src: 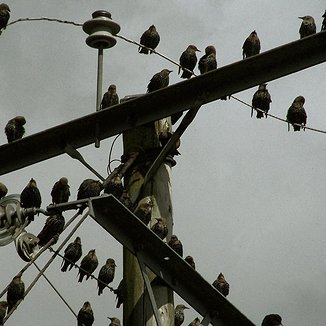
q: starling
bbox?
[168,235,183,257]
[0,182,8,199]
[188,317,201,326]
[113,279,124,308]
[261,314,283,326]
[20,178,42,210]
[198,45,217,74]
[251,84,272,118]
[37,213,65,247]
[184,255,196,270]
[151,217,168,239]
[179,45,200,79]
[299,15,316,38]
[6,274,24,314]
[147,69,173,93]
[322,10,326,31]
[78,249,99,282]
[77,179,103,200]
[97,258,116,296]
[103,175,123,199]
[174,304,189,326]
[77,301,94,326]
[133,196,153,225]
[100,84,119,109]
[51,177,70,204]
[212,273,229,297]
[0,301,8,325]
[242,31,260,59]
[108,317,121,326]
[286,95,307,131]
[138,25,160,54]
[0,3,10,33]
[5,116,26,143]
[61,236,82,272]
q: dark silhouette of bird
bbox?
[212,273,229,297]
[61,236,82,272]
[188,317,201,326]
[179,45,200,79]
[168,235,183,257]
[37,213,65,247]
[198,45,217,74]
[138,25,160,54]
[51,177,70,204]
[184,255,196,269]
[251,84,272,118]
[242,31,260,59]
[159,130,181,156]
[0,3,10,33]
[113,279,124,308]
[20,178,42,215]
[151,217,168,239]
[78,249,98,282]
[103,175,123,199]
[108,317,121,326]
[147,69,172,93]
[261,314,283,326]
[77,301,94,326]
[97,258,116,295]
[5,116,26,143]
[77,179,103,200]
[322,10,326,31]
[299,15,316,38]
[174,304,189,326]
[286,95,307,131]
[100,84,119,109]
[0,182,8,199]
[134,196,153,225]
[0,301,8,325]
[6,274,24,314]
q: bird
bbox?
[0,182,8,199]
[77,301,94,326]
[108,317,121,326]
[0,3,10,33]
[198,45,217,74]
[97,258,116,295]
[188,317,201,326]
[6,274,25,314]
[77,179,103,200]
[147,69,173,93]
[179,45,200,79]
[299,15,316,38]
[100,84,119,109]
[50,177,70,204]
[184,255,196,270]
[242,31,260,59]
[174,304,189,326]
[61,236,82,272]
[212,273,229,297]
[103,175,124,199]
[5,116,26,143]
[0,301,8,325]
[251,84,272,118]
[261,314,283,326]
[322,10,326,31]
[20,178,42,215]
[113,279,124,308]
[286,95,307,131]
[168,235,183,257]
[138,25,160,54]
[133,196,153,225]
[36,213,65,247]
[78,249,99,282]
[151,217,168,239]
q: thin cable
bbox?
[8,17,82,27]
[107,133,121,174]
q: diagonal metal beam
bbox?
[1,31,326,175]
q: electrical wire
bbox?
[107,133,121,174]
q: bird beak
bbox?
[196,49,201,52]
[168,70,173,74]
[298,16,304,19]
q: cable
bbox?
[107,133,121,174]
[8,17,82,27]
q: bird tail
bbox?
[78,274,84,283]
[181,70,192,79]
[61,262,68,272]
[293,124,301,131]
[98,288,103,296]
[139,47,149,54]
[256,111,264,119]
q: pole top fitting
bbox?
[83,10,121,49]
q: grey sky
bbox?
[1,1,326,325]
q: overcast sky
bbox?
[1,1,326,325]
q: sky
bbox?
[0,1,326,325]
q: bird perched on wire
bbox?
[6,273,25,314]
[261,314,283,326]
[78,249,99,282]
[147,69,173,93]
[138,25,160,54]
[108,317,121,326]
[0,3,10,34]
[251,84,272,118]
[322,10,326,31]
[168,235,183,257]
[0,182,8,199]
[133,196,153,225]
[298,15,316,38]
[100,84,119,109]
[103,175,124,199]
[242,31,260,59]
[50,177,70,204]
[212,273,229,297]
[61,236,82,272]
[286,95,307,131]
[151,217,168,239]
[97,258,116,296]
[188,317,201,326]
[113,279,124,308]
[179,45,200,79]
[0,301,8,325]
[77,301,94,326]
[36,213,65,247]
[20,178,42,220]
[174,304,189,326]
[77,179,103,200]
[185,255,196,269]
[198,45,217,74]
[5,116,26,143]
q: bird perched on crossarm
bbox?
[212,272,229,297]
[133,196,153,225]
[0,3,10,34]
[78,249,99,282]
[77,301,94,326]
[179,45,200,79]
[6,273,25,314]
[188,317,201,326]
[251,84,272,118]
[108,317,121,326]
[51,177,70,204]
[100,84,119,109]
[198,45,217,74]
[147,69,172,93]
[151,217,168,239]
[77,179,103,200]
[261,314,283,326]
[298,15,316,38]
[20,178,42,218]
[61,236,82,272]
[5,116,26,143]
[138,25,160,54]
[286,95,307,131]
[0,182,8,199]
[184,255,196,270]
[168,235,183,257]
[97,258,116,295]
[242,31,260,59]
[174,304,189,326]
